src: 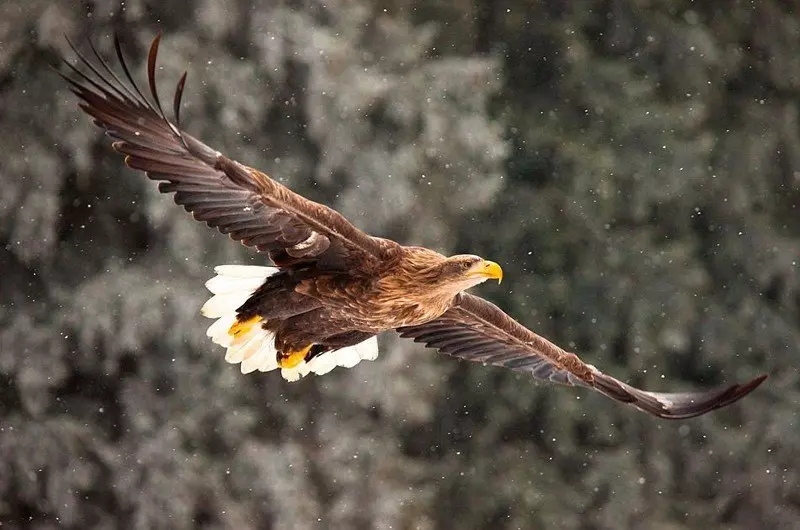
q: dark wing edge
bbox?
[398,293,767,420]
[57,34,388,268]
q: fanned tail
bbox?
[203,265,380,381]
[203,265,280,374]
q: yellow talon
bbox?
[278,344,312,368]
[228,315,263,337]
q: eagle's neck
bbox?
[373,248,466,325]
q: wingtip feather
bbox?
[592,372,768,420]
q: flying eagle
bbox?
[58,35,766,419]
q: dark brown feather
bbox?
[59,35,396,273]
[398,294,767,419]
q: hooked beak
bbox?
[468,260,504,284]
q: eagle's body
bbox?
[237,244,469,353]
[58,34,767,418]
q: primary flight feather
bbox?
[59,34,766,419]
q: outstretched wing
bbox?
[398,293,767,419]
[58,35,394,272]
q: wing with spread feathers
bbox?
[399,293,767,419]
[58,35,394,272]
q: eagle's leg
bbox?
[278,344,312,368]
[228,314,263,338]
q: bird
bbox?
[57,34,767,419]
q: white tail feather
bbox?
[205,275,266,295]
[206,313,238,348]
[203,265,380,380]
[214,265,279,278]
[257,349,280,372]
[241,338,278,374]
[201,292,253,318]
[202,266,279,318]
[225,331,263,364]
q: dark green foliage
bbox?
[0,0,793,528]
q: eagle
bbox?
[58,34,766,419]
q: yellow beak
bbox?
[470,260,503,284]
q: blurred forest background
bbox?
[0,0,797,529]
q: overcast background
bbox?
[0,1,797,529]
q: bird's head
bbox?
[432,254,504,291]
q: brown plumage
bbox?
[58,34,767,419]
